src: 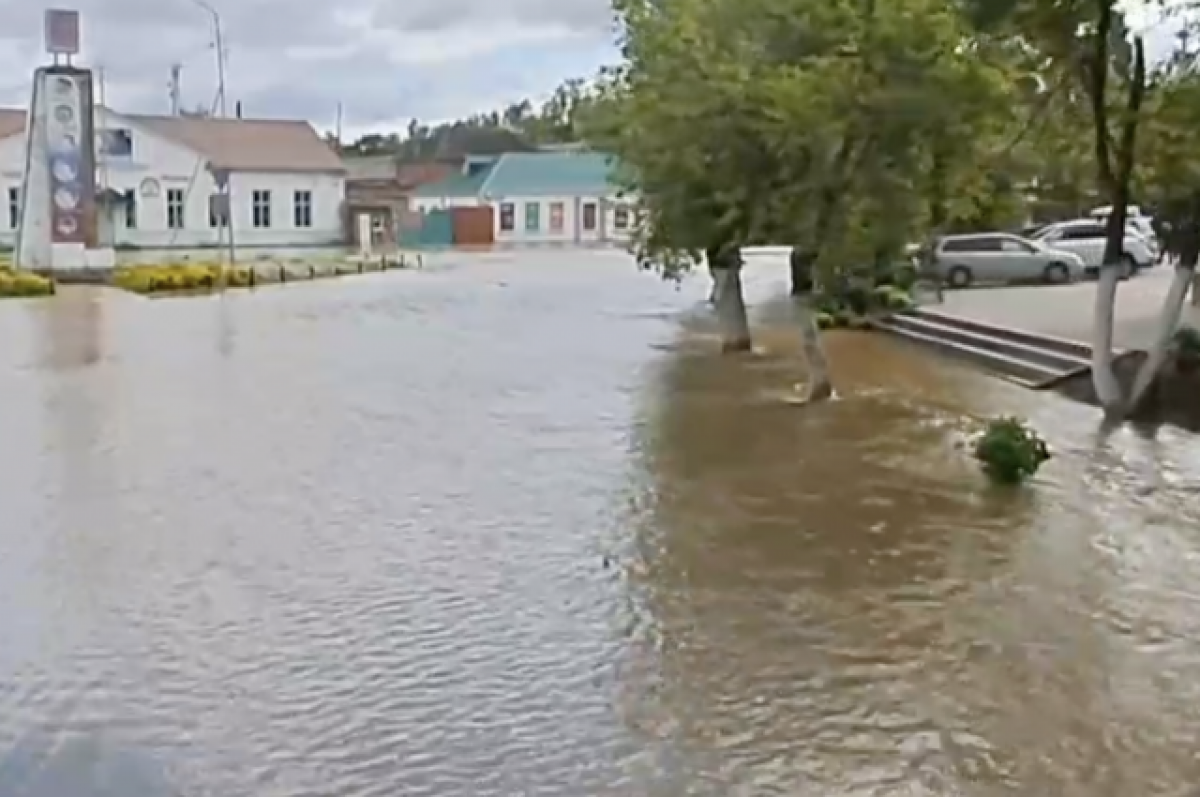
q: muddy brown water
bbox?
[1,253,1199,796]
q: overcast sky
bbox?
[0,1,1185,140]
[0,0,619,137]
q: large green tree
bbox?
[600,0,1025,397]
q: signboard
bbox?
[42,68,96,245]
[44,9,80,56]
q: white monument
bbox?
[14,10,115,273]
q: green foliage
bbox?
[598,0,1079,280]
[1172,325,1200,356]
[973,417,1051,484]
[0,268,54,298]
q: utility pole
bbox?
[335,103,343,148]
[189,0,227,116]
[169,63,181,115]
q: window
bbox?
[999,237,1032,253]
[293,190,312,228]
[7,187,18,229]
[166,188,185,229]
[208,193,227,227]
[499,202,514,231]
[524,201,540,231]
[1059,224,1105,241]
[98,128,132,157]
[549,202,564,232]
[252,190,271,228]
[582,202,597,231]
[124,189,137,228]
[940,236,998,252]
[207,193,222,226]
[613,206,630,230]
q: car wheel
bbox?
[947,266,972,288]
[1043,262,1070,284]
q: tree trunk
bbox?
[787,247,832,401]
[1090,264,1124,415]
[1127,262,1195,413]
[795,296,833,402]
[714,264,752,352]
[708,263,721,305]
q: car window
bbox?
[999,238,1032,253]
[1058,225,1106,240]
[941,236,1000,252]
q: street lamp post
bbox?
[189,0,226,117]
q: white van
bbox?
[1088,205,1158,257]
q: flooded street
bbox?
[2,252,1200,795]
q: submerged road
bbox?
[1,251,1199,795]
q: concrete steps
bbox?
[872,308,1097,388]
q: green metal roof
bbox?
[479,152,619,198]
[409,163,494,198]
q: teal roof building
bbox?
[405,150,634,247]
[479,152,619,199]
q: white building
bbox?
[0,106,346,251]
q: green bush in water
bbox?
[973,417,1050,484]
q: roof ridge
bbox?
[477,152,508,199]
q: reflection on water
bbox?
[1,256,1199,795]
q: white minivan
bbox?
[1032,219,1154,276]
[1088,205,1159,258]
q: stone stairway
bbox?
[872,307,1097,388]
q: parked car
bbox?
[932,232,1086,287]
[1030,219,1154,276]
[1087,205,1159,259]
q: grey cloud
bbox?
[0,0,614,129]
[372,0,612,34]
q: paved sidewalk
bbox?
[937,267,1198,349]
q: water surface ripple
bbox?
[0,252,1197,795]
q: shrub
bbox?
[973,417,1050,485]
[815,311,836,329]
[871,285,915,312]
[0,270,55,297]
[113,264,222,293]
[1172,325,1200,356]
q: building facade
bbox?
[0,107,345,251]
[481,152,634,246]
[406,151,635,247]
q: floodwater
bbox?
[1,251,1199,796]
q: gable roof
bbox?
[409,161,496,198]
[342,154,397,180]
[479,152,618,198]
[0,108,343,174]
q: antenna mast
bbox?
[169,63,182,115]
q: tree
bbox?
[964,0,1153,418]
[1126,41,1200,410]
[601,0,1024,397]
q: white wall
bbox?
[488,195,635,245]
[0,108,344,250]
[409,196,480,212]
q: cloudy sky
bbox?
[0,1,1184,140]
[0,0,620,137]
